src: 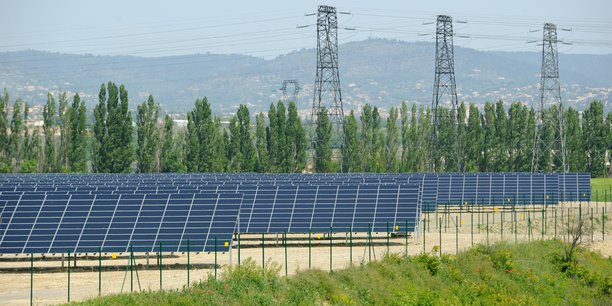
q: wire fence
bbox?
[0,198,610,305]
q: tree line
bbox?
[0,82,609,177]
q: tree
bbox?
[399,101,411,172]
[160,115,185,173]
[255,112,269,172]
[465,103,483,172]
[92,82,134,173]
[457,101,467,171]
[0,89,9,160]
[57,91,69,171]
[286,101,306,173]
[136,95,160,173]
[276,101,288,171]
[184,97,216,172]
[494,100,508,171]
[341,110,359,172]
[482,102,496,171]
[582,101,606,177]
[385,107,399,172]
[314,107,333,172]
[266,103,278,172]
[565,107,584,172]
[8,99,25,171]
[68,94,88,173]
[237,104,255,171]
[43,92,58,172]
[22,102,40,173]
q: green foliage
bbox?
[68,94,88,173]
[92,82,134,173]
[341,110,359,172]
[583,101,607,177]
[384,107,399,172]
[43,92,58,172]
[160,115,185,173]
[136,95,160,173]
[74,241,612,306]
[314,107,333,173]
[0,89,9,159]
[255,112,269,172]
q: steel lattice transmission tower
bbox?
[531,22,568,173]
[311,5,344,152]
[280,79,301,103]
[429,15,461,172]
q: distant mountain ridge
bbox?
[0,38,610,115]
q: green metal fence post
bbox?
[602,208,605,241]
[501,208,504,241]
[130,245,134,293]
[471,212,474,247]
[159,242,163,290]
[423,218,426,253]
[350,225,353,264]
[455,216,458,255]
[30,253,33,306]
[67,251,71,303]
[214,237,218,280]
[554,208,557,239]
[368,223,372,263]
[284,232,288,277]
[261,233,265,269]
[187,239,190,287]
[541,208,545,240]
[308,229,312,269]
[405,219,408,257]
[439,218,442,257]
[98,247,102,296]
[237,232,241,266]
[528,216,531,242]
[329,227,333,272]
[486,213,490,246]
[591,208,594,242]
[386,221,390,255]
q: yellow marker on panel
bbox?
[111,253,117,259]
[395,225,399,231]
[224,242,229,247]
[317,234,321,239]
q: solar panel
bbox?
[0,193,242,254]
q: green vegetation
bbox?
[592,178,612,201]
[0,84,610,176]
[74,240,612,305]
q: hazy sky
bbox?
[1,0,611,58]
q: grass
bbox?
[592,178,612,201]
[72,240,612,306]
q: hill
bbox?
[1,39,611,115]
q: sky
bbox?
[1,0,611,58]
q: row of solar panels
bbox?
[0,184,422,254]
[0,173,591,206]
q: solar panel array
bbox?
[0,172,590,254]
[0,193,242,253]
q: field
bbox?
[0,200,610,305]
[592,178,612,201]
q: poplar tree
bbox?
[68,94,87,173]
[266,103,278,172]
[57,91,69,170]
[160,115,184,173]
[385,107,399,172]
[0,89,9,161]
[8,99,24,171]
[43,93,57,172]
[255,112,269,172]
[341,110,359,172]
[136,95,160,173]
[464,104,482,172]
[583,100,606,176]
[314,107,332,173]
[565,107,584,172]
[92,82,133,173]
[286,101,306,172]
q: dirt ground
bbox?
[0,201,610,306]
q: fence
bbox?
[1,198,610,305]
